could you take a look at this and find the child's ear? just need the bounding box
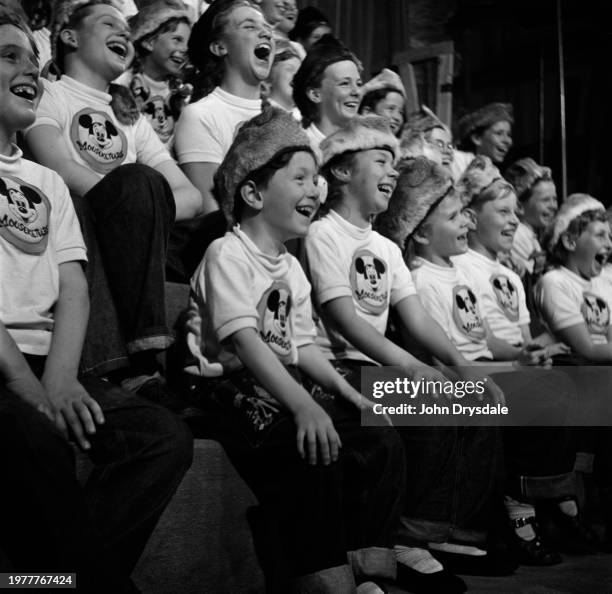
[330,163,352,183]
[561,231,577,252]
[141,38,155,52]
[306,86,322,105]
[239,181,264,212]
[470,133,482,149]
[361,105,373,115]
[59,28,78,49]
[210,40,228,58]
[412,226,430,246]
[515,200,525,217]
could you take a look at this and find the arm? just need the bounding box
[156,159,205,221]
[180,162,220,216]
[41,262,104,450]
[0,323,53,421]
[555,323,612,362]
[231,328,341,465]
[26,125,100,197]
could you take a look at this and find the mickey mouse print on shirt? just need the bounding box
[490,273,519,322]
[452,285,486,340]
[0,175,50,254]
[582,291,610,336]
[257,281,294,364]
[70,108,127,174]
[350,249,389,315]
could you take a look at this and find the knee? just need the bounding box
[149,409,194,475]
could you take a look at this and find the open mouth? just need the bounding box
[344,101,359,110]
[501,229,515,240]
[254,43,272,61]
[595,253,608,266]
[169,54,185,67]
[10,83,37,101]
[295,204,315,218]
[378,183,394,198]
[107,41,128,59]
[457,233,467,241]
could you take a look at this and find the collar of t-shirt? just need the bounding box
[306,123,326,144]
[463,248,500,272]
[518,221,537,242]
[0,144,23,175]
[414,256,459,282]
[140,72,169,96]
[232,224,293,275]
[325,209,372,241]
[212,86,261,111]
[58,74,112,105]
[560,265,593,290]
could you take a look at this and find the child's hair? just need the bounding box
[469,178,514,211]
[292,34,362,128]
[319,150,357,215]
[133,17,191,61]
[458,155,514,210]
[51,0,114,73]
[20,0,50,31]
[289,5,330,44]
[456,102,513,152]
[359,86,402,114]
[504,157,553,204]
[547,207,607,266]
[0,4,39,57]
[187,0,255,102]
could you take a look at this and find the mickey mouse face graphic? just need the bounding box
[452,285,486,339]
[143,96,174,143]
[490,274,519,321]
[71,108,127,174]
[582,292,610,335]
[0,175,50,254]
[350,250,389,314]
[257,282,294,363]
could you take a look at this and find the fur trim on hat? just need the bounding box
[214,107,314,226]
[547,193,604,252]
[362,68,405,96]
[504,157,552,202]
[129,0,192,43]
[320,115,400,167]
[399,105,446,159]
[457,102,513,145]
[376,156,454,248]
[457,155,507,206]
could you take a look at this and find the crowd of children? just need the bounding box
[1,1,611,593]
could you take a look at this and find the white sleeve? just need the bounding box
[536,274,584,331]
[412,270,453,338]
[291,262,317,347]
[388,242,416,305]
[203,248,259,342]
[304,228,352,305]
[134,115,173,168]
[174,103,224,165]
[516,276,531,326]
[25,80,66,132]
[50,173,87,264]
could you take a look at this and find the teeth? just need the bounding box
[296,206,313,216]
[108,43,127,58]
[11,85,36,99]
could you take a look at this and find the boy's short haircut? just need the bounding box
[458,154,514,210]
[504,157,553,203]
[214,107,314,226]
[0,5,39,58]
[359,86,404,115]
[51,0,114,71]
[545,193,606,264]
[292,34,362,128]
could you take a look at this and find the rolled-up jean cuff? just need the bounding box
[520,472,577,500]
[290,564,355,594]
[348,546,396,581]
[126,332,174,354]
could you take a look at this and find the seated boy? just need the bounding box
[183,107,410,594]
[359,69,406,137]
[0,8,192,588]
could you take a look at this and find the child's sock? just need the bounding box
[505,495,537,540]
[394,545,443,574]
[356,582,386,594]
[558,497,578,517]
[428,542,487,556]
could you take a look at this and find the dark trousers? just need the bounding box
[73,164,176,375]
[1,355,193,591]
[197,368,403,589]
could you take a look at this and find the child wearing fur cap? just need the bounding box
[115,0,193,148]
[504,157,558,278]
[388,156,586,566]
[359,69,407,137]
[292,34,363,153]
[25,0,203,393]
[175,0,274,215]
[305,115,511,591]
[184,107,406,594]
[0,8,191,588]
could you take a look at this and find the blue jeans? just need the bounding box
[2,355,193,590]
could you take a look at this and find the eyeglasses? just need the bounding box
[429,139,454,153]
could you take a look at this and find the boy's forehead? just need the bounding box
[0,25,39,63]
[81,3,128,26]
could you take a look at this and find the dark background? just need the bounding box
[299,0,611,204]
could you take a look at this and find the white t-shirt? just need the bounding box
[411,258,492,361]
[26,76,171,181]
[305,209,416,363]
[449,149,474,182]
[115,70,176,148]
[454,249,529,345]
[267,99,302,122]
[175,87,261,165]
[536,267,611,345]
[304,122,326,161]
[32,28,51,73]
[0,147,87,355]
[511,222,542,275]
[185,226,316,376]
